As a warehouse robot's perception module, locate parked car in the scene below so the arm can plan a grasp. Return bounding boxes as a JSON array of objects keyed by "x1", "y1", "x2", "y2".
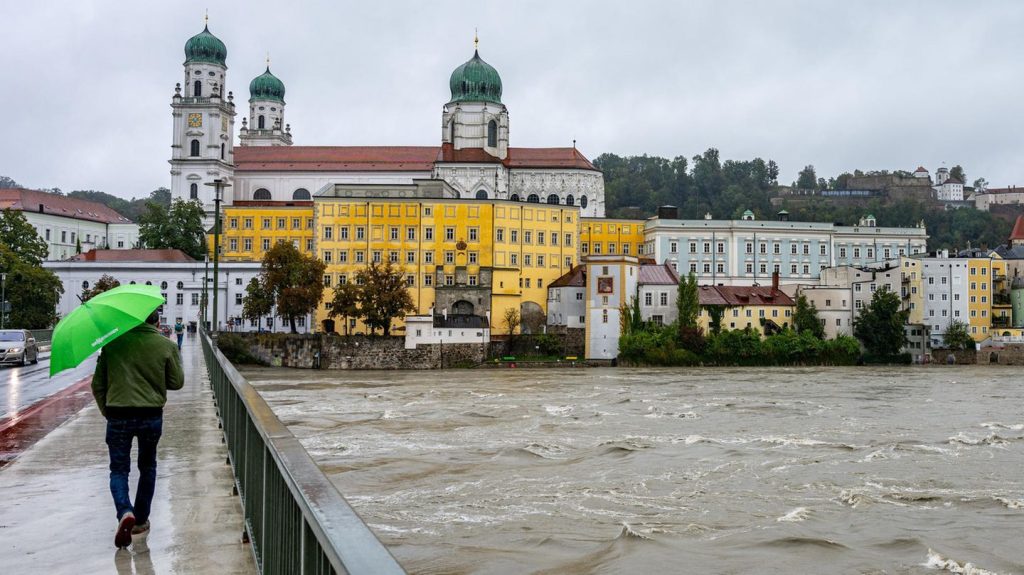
[
  {"x1": 159, "y1": 325, "x2": 171, "y2": 337},
  {"x1": 0, "y1": 329, "x2": 39, "y2": 366}
]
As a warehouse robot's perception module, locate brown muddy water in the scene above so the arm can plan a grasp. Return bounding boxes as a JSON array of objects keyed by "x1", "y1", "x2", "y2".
[{"x1": 241, "y1": 366, "x2": 1024, "y2": 575}]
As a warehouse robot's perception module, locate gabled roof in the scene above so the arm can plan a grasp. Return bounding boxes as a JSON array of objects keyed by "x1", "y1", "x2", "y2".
[
  {"x1": 70, "y1": 249, "x2": 195, "y2": 263},
  {"x1": 914, "y1": 166, "x2": 928, "y2": 172},
  {"x1": 698, "y1": 285, "x2": 795, "y2": 307},
  {"x1": 233, "y1": 145, "x2": 599, "y2": 173},
  {"x1": 977, "y1": 186, "x2": 1024, "y2": 195},
  {"x1": 638, "y1": 263, "x2": 680, "y2": 285},
  {"x1": 1011, "y1": 215, "x2": 1024, "y2": 241},
  {"x1": 549, "y1": 265, "x2": 586, "y2": 288},
  {"x1": 0, "y1": 188, "x2": 133, "y2": 224},
  {"x1": 944, "y1": 177, "x2": 963, "y2": 185}
]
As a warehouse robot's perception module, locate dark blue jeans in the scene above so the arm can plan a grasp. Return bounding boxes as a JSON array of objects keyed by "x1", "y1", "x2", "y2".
[
  {"x1": 176, "y1": 333, "x2": 184, "y2": 349},
  {"x1": 105, "y1": 416, "x2": 163, "y2": 523}
]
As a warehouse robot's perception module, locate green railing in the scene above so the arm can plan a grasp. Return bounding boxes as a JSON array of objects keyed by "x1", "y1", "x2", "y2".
[{"x1": 201, "y1": 331, "x2": 404, "y2": 575}]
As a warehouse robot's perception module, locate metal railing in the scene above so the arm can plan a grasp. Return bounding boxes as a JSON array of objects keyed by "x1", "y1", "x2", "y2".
[
  {"x1": 201, "y1": 331, "x2": 405, "y2": 575},
  {"x1": 30, "y1": 329, "x2": 54, "y2": 343}
]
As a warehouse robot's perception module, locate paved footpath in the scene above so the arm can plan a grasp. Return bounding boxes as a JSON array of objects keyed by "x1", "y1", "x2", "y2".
[{"x1": 0, "y1": 337, "x2": 256, "y2": 574}]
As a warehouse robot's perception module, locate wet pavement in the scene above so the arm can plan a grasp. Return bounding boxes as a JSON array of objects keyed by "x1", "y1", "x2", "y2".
[
  {"x1": 0, "y1": 337, "x2": 256, "y2": 574},
  {"x1": 0, "y1": 350, "x2": 97, "y2": 419}
]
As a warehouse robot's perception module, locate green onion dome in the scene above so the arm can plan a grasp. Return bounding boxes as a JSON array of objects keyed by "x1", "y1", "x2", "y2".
[
  {"x1": 449, "y1": 50, "x2": 502, "y2": 104},
  {"x1": 184, "y1": 25, "x2": 227, "y2": 66},
  {"x1": 249, "y1": 67, "x2": 285, "y2": 103}
]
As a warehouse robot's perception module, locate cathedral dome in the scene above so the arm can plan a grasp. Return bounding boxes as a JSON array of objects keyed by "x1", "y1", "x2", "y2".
[
  {"x1": 184, "y1": 25, "x2": 227, "y2": 66},
  {"x1": 249, "y1": 67, "x2": 285, "y2": 103},
  {"x1": 449, "y1": 50, "x2": 502, "y2": 104}
]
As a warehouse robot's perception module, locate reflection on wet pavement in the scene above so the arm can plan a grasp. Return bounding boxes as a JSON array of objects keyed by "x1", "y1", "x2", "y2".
[{"x1": 0, "y1": 338, "x2": 255, "y2": 574}]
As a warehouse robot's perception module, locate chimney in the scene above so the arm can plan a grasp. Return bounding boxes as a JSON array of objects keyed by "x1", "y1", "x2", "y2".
[
  {"x1": 771, "y1": 271, "x2": 779, "y2": 292},
  {"x1": 657, "y1": 205, "x2": 678, "y2": 219}
]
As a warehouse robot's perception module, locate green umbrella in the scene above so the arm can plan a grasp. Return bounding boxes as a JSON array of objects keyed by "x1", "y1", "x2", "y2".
[{"x1": 50, "y1": 284, "x2": 165, "y2": 377}]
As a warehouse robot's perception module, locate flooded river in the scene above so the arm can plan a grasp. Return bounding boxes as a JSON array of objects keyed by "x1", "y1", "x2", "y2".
[{"x1": 242, "y1": 366, "x2": 1024, "y2": 574}]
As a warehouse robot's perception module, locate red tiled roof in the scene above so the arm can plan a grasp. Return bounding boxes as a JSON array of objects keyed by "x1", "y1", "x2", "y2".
[
  {"x1": 70, "y1": 249, "x2": 196, "y2": 263},
  {"x1": 549, "y1": 266, "x2": 586, "y2": 288},
  {"x1": 914, "y1": 166, "x2": 928, "y2": 172},
  {"x1": 638, "y1": 263, "x2": 680, "y2": 285},
  {"x1": 944, "y1": 177, "x2": 963, "y2": 185},
  {"x1": 234, "y1": 145, "x2": 599, "y2": 173},
  {"x1": 0, "y1": 188, "x2": 133, "y2": 224},
  {"x1": 698, "y1": 285, "x2": 794, "y2": 307},
  {"x1": 1010, "y1": 215, "x2": 1024, "y2": 241}
]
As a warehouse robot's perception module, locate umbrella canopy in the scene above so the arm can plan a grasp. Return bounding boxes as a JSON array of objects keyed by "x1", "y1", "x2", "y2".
[{"x1": 50, "y1": 284, "x2": 165, "y2": 376}]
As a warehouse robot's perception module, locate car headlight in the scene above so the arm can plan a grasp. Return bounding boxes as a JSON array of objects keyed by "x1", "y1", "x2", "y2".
[{"x1": 7, "y1": 348, "x2": 21, "y2": 354}]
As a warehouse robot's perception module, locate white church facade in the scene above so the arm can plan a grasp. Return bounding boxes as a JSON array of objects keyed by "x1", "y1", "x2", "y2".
[{"x1": 168, "y1": 25, "x2": 606, "y2": 218}]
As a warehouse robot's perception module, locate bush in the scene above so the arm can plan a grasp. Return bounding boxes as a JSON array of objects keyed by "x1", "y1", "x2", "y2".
[
  {"x1": 533, "y1": 333, "x2": 564, "y2": 357},
  {"x1": 216, "y1": 333, "x2": 262, "y2": 365}
]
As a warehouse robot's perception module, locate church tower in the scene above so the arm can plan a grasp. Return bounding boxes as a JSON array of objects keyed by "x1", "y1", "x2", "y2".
[
  {"x1": 169, "y1": 21, "x2": 236, "y2": 214},
  {"x1": 441, "y1": 38, "x2": 509, "y2": 159},
  {"x1": 238, "y1": 62, "x2": 293, "y2": 146}
]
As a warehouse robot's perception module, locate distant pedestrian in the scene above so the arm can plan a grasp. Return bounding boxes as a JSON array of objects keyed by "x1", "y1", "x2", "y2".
[
  {"x1": 173, "y1": 320, "x2": 184, "y2": 350},
  {"x1": 91, "y1": 310, "x2": 184, "y2": 548}
]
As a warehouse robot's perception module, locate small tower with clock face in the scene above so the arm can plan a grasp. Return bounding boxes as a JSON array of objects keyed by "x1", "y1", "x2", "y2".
[{"x1": 169, "y1": 21, "x2": 236, "y2": 217}]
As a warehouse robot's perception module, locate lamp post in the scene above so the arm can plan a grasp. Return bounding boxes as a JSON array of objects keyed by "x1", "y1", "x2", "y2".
[
  {"x1": 205, "y1": 178, "x2": 231, "y2": 335},
  {"x1": 1, "y1": 272, "x2": 7, "y2": 329},
  {"x1": 202, "y1": 254, "x2": 209, "y2": 331}
]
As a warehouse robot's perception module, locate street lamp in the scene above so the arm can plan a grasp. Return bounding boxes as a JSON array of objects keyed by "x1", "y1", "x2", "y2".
[
  {"x1": 1, "y1": 272, "x2": 7, "y2": 329},
  {"x1": 205, "y1": 178, "x2": 231, "y2": 335}
]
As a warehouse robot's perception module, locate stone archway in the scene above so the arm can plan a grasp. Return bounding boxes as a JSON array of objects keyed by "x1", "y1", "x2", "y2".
[
  {"x1": 520, "y1": 301, "x2": 545, "y2": 334},
  {"x1": 452, "y1": 300, "x2": 475, "y2": 315}
]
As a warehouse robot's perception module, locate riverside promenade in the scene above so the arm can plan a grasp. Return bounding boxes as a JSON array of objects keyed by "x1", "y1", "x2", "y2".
[{"x1": 0, "y1": 337, "x2": 256, "y2": 573}]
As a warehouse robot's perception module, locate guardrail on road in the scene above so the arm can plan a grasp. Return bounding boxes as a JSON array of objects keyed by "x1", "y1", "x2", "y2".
[
  {"x1": 200, "y1": 331, "x2": 405, "y2": 575},
  {"x1": 29, "y1": 329, "x2": 53, "y2": 343}
]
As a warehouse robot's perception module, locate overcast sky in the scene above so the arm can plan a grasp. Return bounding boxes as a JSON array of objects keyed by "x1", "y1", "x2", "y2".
[{"x1": 2, "y1": 0, "x2": 1023, "y2": 199}]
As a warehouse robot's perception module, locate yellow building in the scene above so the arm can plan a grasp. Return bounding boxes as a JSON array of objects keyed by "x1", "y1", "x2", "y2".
[
  {"x1": 214, "y1": 203, "x2": 315, "y2": 261},
  {"x1": 314, "y1": 182, "x2": 578, "y2": 334},
  {"x1": 899, "y1": 257, "x2": 925, "y2": 325},
  {"x1": 967, "y1": 256, "x2": 1010, "y2": 340},
  {"x1": 697, "y1": 279, "x2": 796, "y2": 335},
  {"x1": 580, "y1": 217, "x2": 646, "y2": 259}
]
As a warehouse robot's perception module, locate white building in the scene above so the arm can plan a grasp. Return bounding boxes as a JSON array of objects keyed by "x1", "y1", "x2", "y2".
[
  {"x1": 933, "y1": 167, "x2": 965, "y2": 202},
  {"x1": 169, "y1": 25, "x2": 606, "y2": 219},
  {"x1": 973, "y1": 186, "x2": 1024, "y2": 211},
  {"x1": 643, "y1": 208, "x2": 927, "y2": 287},
  {"x1": 783, "y1": 285, "x2": 854, "y2": 339},
  {"x1": 404, "y1": 313, "x2": 490, "y2": 349},
  {"x1": 584, "y1": 255, "x2": 638, "y2": 360},
  {"x1": 44, "y1": 249, "x2": 312, "y2": 333},
  {"x1": 918, "y1": 254, "x2": 971, "y2": 347},
  {"x1": 638, "y1": 263, "x2": 680, "y2": 325},
  {"x1": 0, "y1": 188, "x2": 138, "y2": 260},
  {"x1": 820, "y1": 262, "x2": 904, "y2": 317},
  {"x1": 547, "y1": 266, "x2": 586, "y2": 329}
]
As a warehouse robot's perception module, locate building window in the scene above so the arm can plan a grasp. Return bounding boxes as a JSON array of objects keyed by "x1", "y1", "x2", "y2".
[
  {"x1": 189, "y1": 183, "x2": 198, "y2": 199},
  {"x1": 566, "y1": 195, "x2": 575, "y2": 206},
  {"x1": 253, "y1": 188, "x2": 271, "y2": 200},
  {"x1": 373, "y1": 251, "x2": 382, "y2": 263},
  {"x1": 193, "y1": 80, "x2": 202, "y2": 96},
  {"x1": 292, "y1": 188, "x2": 310, "y2": 200},
  {"x1": 527, "y1": 194, "x2": 539, "y2": 203},
  {"x1": 258, "y1": 115, "x2": 265, "y2": 129},
  {"x1": 487, "y1": 120, "x2": 498, "y2": 147},
  {"x1": 192, "y1": 293, "x2": 200, "y2": 305},
  {"x1": 660, "y1": 293, "x2": 668, "y2": 306},
  {"x1": 262, "y1": 239, "x2": 270, "y2": 251},
  {"x1": 190, "y1": 139, "x2": 200, "y2": 157},
  {"x1": 581, "y1": 195, "x2": 588, "y2": 209},
  {"x1": 547, "y1": 194, "x2": 559, "y2": 205}
]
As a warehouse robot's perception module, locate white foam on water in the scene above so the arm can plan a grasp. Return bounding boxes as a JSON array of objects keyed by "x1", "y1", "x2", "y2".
[
  {"x1": 980, "y1": 421, "x2": 1024, "y2": 431},
  {"x1": 543, "y1": 405, "x2": 573, "y2": 417},
  {"x1": 922, "y1": 549, "x2": 1000, "y2": 575},
  {"x1": 948, "y1": 432, "x2": 1008, "y2": 447},
  {"x1": 994, "y1": 497, "x2": 1024, "y2": 510},
  {"x1": 776, "y1": 507, "x2": 810, "y2": 522}
]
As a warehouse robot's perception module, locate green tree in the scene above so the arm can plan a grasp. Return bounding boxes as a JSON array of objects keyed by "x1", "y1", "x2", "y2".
[
  {"x1": 328, "y1": 281, "x2": 361, "y2": 335},
  {"x1": 949, "y1": 165, "x2": 966, "y2": 184},
  {"x1": 260, "y1": 241, "x2": 326, "y2": 333},
  {"x1": 793, "y1": 294, "x2": 825, "y2": 339},
  {"x1": 705, "y1": 304, "x2": 725, "y2": 334},
  {"x1": 0, "y1": 175, "x2": 21, "y2": 188},
  {"x1": 354, "y1": 261, "x2": 415, "y2": 336},
  {"x1": 0, "y1": 245, "x2": 63, "y2": 328},
  {"x1": 241, "y1": 277, "x2": 273, "y2": 327},
  {"x1": 942, "y1": 320, "x2": 974, "y2": 351},
  {"x1": 796, "y1": 165, "x2": 817, "y2": 189},
  {"x1": 138, "y1": 198, "x2": 207, "y2": 260},
  {"x1": 1, "y1": 208, "x2": 48, "y2": 265},
  {"x1": 677, "y1": 272, "x2": 699, "y2": 328},
  {"x1": 81, "y1": 274, "x2": 120, "y2": 302},
  {"x1": 853, "y1": 286, "x2": 909, "y2": 357}
]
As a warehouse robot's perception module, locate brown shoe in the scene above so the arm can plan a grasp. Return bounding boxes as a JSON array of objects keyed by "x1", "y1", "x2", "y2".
[
  {"x1": 132, "y1": 520, "x2": 150, "y2": 535},
  {"x1": 115, "y1": 512, "x2": 135, "y2": 548}
]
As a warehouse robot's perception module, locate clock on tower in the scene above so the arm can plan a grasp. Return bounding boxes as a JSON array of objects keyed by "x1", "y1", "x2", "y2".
[{"x1": 188, "y1": 113, "x2": 203, "y2": 128}]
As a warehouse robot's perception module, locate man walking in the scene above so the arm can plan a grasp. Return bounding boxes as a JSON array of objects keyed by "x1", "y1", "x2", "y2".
[
  {"x1": 91, "y1": 310, "x2": 184, "y2": 548},
  {"x1": 173, "y1": 319, "x2": 184, "y2": 350}
]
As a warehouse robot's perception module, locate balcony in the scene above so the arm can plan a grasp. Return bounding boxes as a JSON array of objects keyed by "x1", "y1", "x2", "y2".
[
  {"x1": 992, "y1": 316, "x2": 1012, "y2": 328},
  {"x1": 993, "y1": 292, "x2": 1012, "y2": 306}
]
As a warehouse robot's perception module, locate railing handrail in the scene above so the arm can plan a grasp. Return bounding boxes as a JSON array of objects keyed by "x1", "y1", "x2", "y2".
[{"x1": 201, "y1": 331, "x2": 405, "y2": 574}]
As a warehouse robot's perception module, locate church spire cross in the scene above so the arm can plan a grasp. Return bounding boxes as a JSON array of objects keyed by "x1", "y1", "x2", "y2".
[
  {"x1": 474, "y1": 28, "x2": 478, "y2": 51},
  {"x1": 204, "y1": 9, "x2": 208, "y2": 26}
]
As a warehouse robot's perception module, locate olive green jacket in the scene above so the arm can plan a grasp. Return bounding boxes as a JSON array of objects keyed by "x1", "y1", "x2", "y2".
[{"x1": 91, "y1": 323, "x2": 184, "y2": 417}]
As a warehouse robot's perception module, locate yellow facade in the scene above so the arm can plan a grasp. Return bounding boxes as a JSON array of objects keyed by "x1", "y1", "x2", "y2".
[
  {"x1": 900, "y1": 258, "x2": 925, "y2": 325},
  {"x1": 967, "y1": 257, "x2": 1010, "y2": 340},
  {"x1": 314, "y1": 197, "x2": 578, "y2": 334},
  {"x1": 214, "y1": 205, "x2": 315, "y2": 261},
  {"x1": 698, "y1": 304, "x2": 794, "y2": 335},
  {"x1": 580, "y1": 218, "x2": 646, "y2": 259}
]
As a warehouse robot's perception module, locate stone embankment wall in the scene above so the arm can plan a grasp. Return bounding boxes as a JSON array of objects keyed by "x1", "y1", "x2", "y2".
[
  {"x1": 979, "y1": 344, "x2": 1024, "y2": 366},
  {"x1": 930, "y1": 349, "x2": 978, "y2": 365},
  {"x1": 236, "y1": 333, "x2": 487, "y2": 370}
]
